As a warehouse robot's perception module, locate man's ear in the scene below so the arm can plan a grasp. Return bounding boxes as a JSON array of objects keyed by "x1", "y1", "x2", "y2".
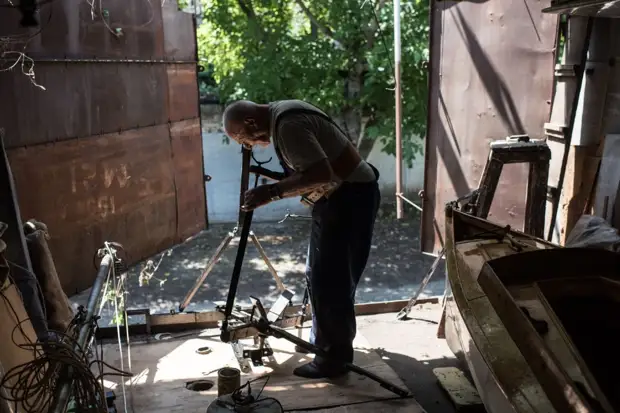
[{"x1": 244, "y1": 117, "x2": 257, "y2": 127}]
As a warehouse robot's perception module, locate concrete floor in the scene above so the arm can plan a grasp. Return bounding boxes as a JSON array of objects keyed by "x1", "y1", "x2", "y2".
[{"x1": 358, "y1": 305, "x2": 461, "y2": 413}]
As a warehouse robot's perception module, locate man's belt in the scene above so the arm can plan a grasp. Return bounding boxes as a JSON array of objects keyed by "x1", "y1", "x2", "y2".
[{"x1": 300, "y1": 182, "x2": 340, "y2": 207}]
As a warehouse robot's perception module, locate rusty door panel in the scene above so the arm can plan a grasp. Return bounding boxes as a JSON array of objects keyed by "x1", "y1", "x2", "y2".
[
  {"x1": 4, "y1": 63, "x2": 168, "y2": 148},
  {"x1": 170, "y1": 118, "x2": 206, "y2": 240},
  {"x1": 7, "y1": 124, "x2": 177, "y2": 292},
  {"x1": 0, "y1": 75, "x2": 18, "y2": 142},
  {"x1": 163, "y1": 2, "x2": 197, "y2": 60},
  {"x1": 1, "y1": 1, "x2": 205, "y2": 293},
  {"x1": 0, "y1": 1, "x2": 165, "y2": 59},
  {"x1": 167, "y1": 64, "x2": 200, "y2": 122},
  {"x1": 421, "y1": 0, "x2": 558, "y2": 253}
]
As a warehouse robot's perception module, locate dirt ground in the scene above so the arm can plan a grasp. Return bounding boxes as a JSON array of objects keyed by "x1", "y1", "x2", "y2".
[{"x1": 72, "y1": 206, "x2": 445, "y2": 325}]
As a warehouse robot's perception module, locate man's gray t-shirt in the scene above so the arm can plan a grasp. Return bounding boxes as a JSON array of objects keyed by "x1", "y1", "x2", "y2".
[{"x1": 269, "y1": 100, "x2": 375, "y2": 183}]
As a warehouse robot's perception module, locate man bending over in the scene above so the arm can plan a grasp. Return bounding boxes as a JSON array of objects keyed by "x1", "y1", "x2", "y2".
[{"x1": 222, "y1": 99, "x2": 380, "y2": 379}]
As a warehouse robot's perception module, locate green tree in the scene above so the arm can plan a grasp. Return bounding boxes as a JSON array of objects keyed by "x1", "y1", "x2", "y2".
[{"x1": 198, "y1": 0, "x2": 429, "y2": 164}]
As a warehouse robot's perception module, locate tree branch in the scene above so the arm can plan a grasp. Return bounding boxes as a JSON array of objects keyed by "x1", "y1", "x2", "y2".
[
  {"x1": 237, "y1": 0, "x2": 266, "y2": 39},
  {"x1": 366, "y1": 0, "x2": 388, "y2": 49},
  {"x1": 294, "y1": 0, "x2": 344, "y2": 48}
]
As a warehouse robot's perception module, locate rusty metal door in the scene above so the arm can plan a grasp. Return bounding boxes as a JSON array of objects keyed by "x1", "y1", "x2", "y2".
[
  {"x1": 421, "y1": 0, "x2": 558, "y2": 253},
  {"x1": 0, "y1": 0, "x2": 205, "y2": 293}
]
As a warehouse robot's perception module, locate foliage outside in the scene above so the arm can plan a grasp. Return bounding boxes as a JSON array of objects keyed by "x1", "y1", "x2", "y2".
[{"x1": 194, "y1": 0, "x2": 430, "y2": 166}]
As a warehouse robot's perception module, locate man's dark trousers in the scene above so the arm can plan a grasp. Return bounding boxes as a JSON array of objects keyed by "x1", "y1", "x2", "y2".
[{"x1": 305, "y1": 167, "x2": 380, "y2": 366}]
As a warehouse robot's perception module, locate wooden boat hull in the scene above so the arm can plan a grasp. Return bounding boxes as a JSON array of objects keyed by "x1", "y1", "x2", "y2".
[{"x1": 443, "y1": 205, "x2": 620, "y2": 413}]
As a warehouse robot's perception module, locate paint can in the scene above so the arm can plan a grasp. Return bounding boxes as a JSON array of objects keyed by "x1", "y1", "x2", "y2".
[{"x1": 217, "y1": 367, "x2": 241, "y2": 397}]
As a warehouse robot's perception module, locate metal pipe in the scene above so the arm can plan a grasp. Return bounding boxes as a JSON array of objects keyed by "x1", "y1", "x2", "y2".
[
  {"x1": 50, "y1": 253, "x2": 112, "y2": 413},
  {"x1": 396, "y1": 193, "x2": 423, "y2": 213},
  {"x1": 179, "y1": 232, "x2": 235, "y2": 312},
  {"x1": 394, "y1": 0, "x2": 404, "y2": 220}
]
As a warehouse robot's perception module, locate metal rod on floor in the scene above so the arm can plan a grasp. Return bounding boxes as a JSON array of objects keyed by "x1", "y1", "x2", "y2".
[
  {"x1": 396, "y1": 193, "x2": 423, "y2": 213},
  {"x1": 397, "y1": 248, "x2": 445, "y2": 320},
  {"x1": 50, "y1": 253, "x2": 112, "y2": 413}
]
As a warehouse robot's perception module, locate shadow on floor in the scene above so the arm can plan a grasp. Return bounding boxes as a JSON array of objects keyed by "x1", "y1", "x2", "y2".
[{"x1": 73, "y1": 213, "x2": 447, "y2": 326}]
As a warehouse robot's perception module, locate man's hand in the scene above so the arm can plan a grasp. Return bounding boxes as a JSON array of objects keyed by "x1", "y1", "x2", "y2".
[{"x1": 242, "y1": 185, "x2": 273, "y2": 211}]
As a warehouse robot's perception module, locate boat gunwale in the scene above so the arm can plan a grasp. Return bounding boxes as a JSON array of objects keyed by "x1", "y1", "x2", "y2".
[{"x1": 444, "y1": 206, "x2": 554, "y2": 412}]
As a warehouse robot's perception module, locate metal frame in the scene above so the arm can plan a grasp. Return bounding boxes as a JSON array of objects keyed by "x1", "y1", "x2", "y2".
[
  {"x1": 178, "y1": 149, "x2": 286, "y2": 312},
  {"x1": 50, "y1": 251, "x2": 113, "y2": 413}
]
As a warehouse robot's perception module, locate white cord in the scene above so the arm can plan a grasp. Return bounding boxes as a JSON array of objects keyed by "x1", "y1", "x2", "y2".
[{"x1": 106, "y1": 243, "x2": 128, "y2": 413}]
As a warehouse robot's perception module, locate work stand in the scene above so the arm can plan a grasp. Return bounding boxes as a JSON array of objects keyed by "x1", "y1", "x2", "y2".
[
  {"x1": 179, "y1": 152, "x2": 288, "y2": 314},
  {"x1": 397, "y1": 135, "x2": 551, "y2": 322},
  {"x1": 219, "y1": 208, "x2": 410, "y2": 398},
  {"x1": 179, "y1": 150, "x2": 310, "y2": 370}
]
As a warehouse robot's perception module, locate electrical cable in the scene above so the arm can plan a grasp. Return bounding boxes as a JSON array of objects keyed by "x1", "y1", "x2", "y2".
[
  {"x1": 0, "y1": 246, "x2": 133, "y2": 413},
  {"x1": 217, "y1": 376, "x2": 284, "y2": 413},
  {"x1": 0, "y1": 295, "x2": 132, "y2": 413}
]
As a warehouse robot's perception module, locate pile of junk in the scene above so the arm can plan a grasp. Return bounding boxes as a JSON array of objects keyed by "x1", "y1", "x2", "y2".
[{"x1": 0, "y1": 217, "x2": 124, "y2": 413}]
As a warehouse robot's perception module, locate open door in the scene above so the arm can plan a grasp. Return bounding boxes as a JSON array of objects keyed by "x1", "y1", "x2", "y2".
[{"x1": 421, "y1": 0, "x2": 559, "y2": 253}]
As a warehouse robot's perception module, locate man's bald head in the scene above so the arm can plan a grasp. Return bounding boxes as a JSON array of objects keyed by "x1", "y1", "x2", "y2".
[
  {"x1": 222, "y1": 100, "x2": 271, "y2": 148},
  {"x1": 222, "y1": 100, "x2": 258, "y2": 134}
]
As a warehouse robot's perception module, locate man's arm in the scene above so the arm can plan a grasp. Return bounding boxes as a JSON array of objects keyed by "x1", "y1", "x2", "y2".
[
  {"x1": 272, "y1": 121, "x2": 334, "y2": 198},
  {"x1": 250, "y1": 165, "x2": 286, "y2": 182},
  {"x1": 274, "y1": 158, "x2": 333, "y2": 198}
]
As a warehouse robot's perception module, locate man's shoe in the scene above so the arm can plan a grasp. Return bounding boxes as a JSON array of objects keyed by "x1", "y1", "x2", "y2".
[
  {"x1": 294, "y1": 345, "x2": 310, "y2": 354},
  {"x1": 293, "y1": 361, "x2": 348, "y2": 379}
]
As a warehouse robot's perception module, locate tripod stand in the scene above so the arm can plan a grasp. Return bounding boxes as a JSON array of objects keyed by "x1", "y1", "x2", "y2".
[
  {"x1": 219, "y1": 208, "x2": 410, "y2": 398},
  {"x1": 179, "y1": 150, "x2": 287, "y2": 313}
]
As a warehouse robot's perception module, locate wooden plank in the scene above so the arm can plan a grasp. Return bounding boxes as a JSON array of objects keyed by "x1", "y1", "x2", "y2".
[
  {"x1": 170, "y1": 118, "x2": 206, "y2": 240},
  {"x1": 593, "y1": 134, "x2": 620, "y2": 221},
  {"x1": 7, "y1": 125, "x2": 177, "y2": 293},
  {"x1": 433, "y1": 367, "x2": 483, "y2": 412},
  {"x1": 96, "y1": 298, "x2": 441, "y2": 339},
  {"x1": 100, "y1": 329, "x2": 425, "y2": 412}
]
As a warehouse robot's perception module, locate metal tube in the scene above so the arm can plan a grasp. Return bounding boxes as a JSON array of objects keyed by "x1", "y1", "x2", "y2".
[
  {"x1": 179, "y1": 232, "x2": 235, "y2": 312},
  {"x1": 396, "y1": 193, "x2": 423, "y2": 212},
  {"x1": 249, "y1": 232, "x2": 285, "y2": 292},
  {"x1": 394, "y1": 0, "x2": 404, "y2": 220},
  {"x1": 50, "y1": 253, "x2": 112, "y2": 413},
  {"x1": 221, "y1": 210, "x2": 255, "y2": 339}
]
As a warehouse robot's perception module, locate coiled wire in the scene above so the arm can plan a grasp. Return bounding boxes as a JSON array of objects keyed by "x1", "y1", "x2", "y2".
[{"x1": 0, "y1": 278, "x2": 132, "y2": 413}]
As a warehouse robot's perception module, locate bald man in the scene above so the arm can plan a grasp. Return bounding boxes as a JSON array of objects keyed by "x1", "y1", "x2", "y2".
[{"x1": 223, "y1": 99, "x2": 380, "y2": 379}]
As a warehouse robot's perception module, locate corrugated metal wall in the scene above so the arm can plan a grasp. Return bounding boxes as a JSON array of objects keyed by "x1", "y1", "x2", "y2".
[
  {"x1": 0, "y1": 0, "x2": 206, "y2": 293},
  {"x1": 421, "y1": 0, "x2": 558, "y2": 253}
]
